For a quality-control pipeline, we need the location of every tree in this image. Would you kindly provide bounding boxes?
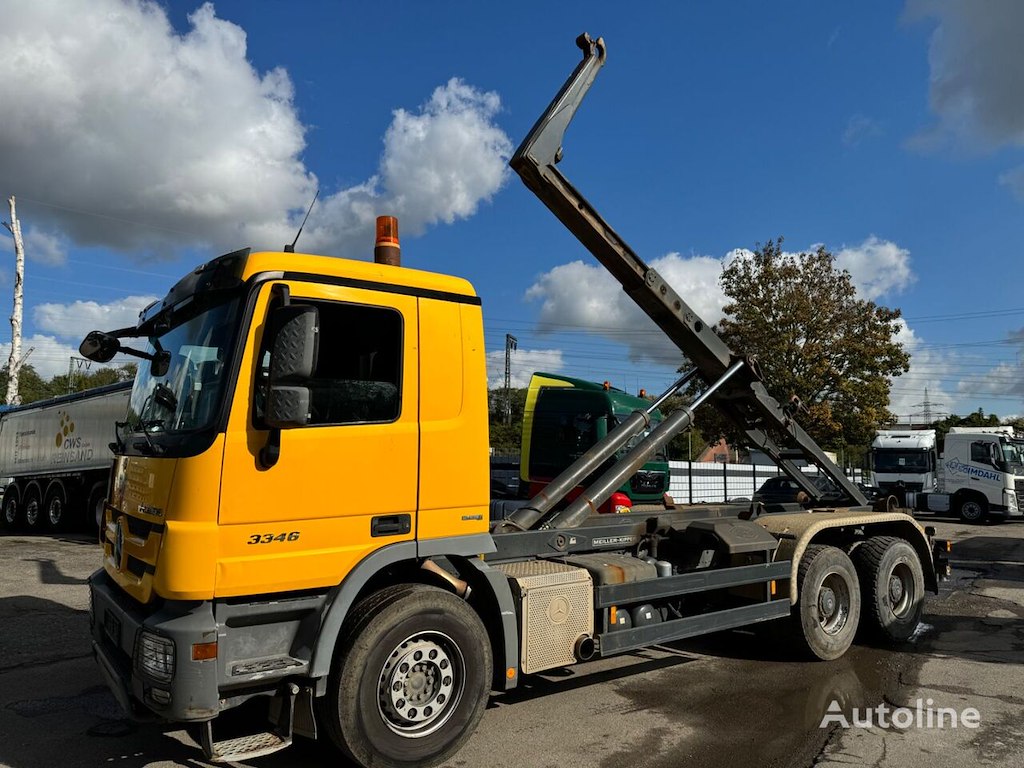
[931,409,1002,450]
[659,393,707,460]
[0,364,59,405]
[488,387,527,456]
[0,363,136,406]
[702,239,909,449]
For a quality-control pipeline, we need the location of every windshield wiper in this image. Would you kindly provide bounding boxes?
[131,420,166,455]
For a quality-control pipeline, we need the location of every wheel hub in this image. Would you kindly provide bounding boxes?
[818,587,837,619]
[378,634,460,736]
[889,574,904,604]
[48,499,62,526]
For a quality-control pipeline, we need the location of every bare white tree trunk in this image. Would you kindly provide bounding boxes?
[5,196,26,405]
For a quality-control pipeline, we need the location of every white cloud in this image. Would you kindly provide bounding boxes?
[888,319,955,420]
[525,253,727,365]
[835,236,914,300]
[525,241,913,363]
[34,296,159,338]
[302,78,512,255]
[486,348,564,389]
[0,2,510,259]
[23,228,68,266]
[0,334,84,379]
[908,0,1024,150]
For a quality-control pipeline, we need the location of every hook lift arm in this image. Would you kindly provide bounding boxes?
[509,33,866,510]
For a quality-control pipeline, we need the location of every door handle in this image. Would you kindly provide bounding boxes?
[371,514,411,537]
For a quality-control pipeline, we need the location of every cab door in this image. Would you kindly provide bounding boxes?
[968,439,1002,505]
[216,279,419,597]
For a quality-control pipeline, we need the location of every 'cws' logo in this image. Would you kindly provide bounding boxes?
[55,411,81,449]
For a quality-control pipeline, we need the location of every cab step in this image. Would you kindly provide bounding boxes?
[202,730,291,762]
[198,683,298,763]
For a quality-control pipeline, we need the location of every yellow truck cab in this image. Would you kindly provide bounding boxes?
[87,231,500,762]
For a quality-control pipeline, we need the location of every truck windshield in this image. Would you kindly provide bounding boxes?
[1001,440,1024,473]
[124,297,241,446]
[872,449,931,473]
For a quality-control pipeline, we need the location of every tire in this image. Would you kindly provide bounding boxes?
[853,536,925,644]
[793,544,861,661]
[87,481,108,534]
[43,480,68,532]
[318,584,492,768]
[1,484,19,530]
[22,483,43,531]
[958,495,988,524]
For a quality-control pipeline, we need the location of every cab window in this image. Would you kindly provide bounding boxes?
[256,299,403,426]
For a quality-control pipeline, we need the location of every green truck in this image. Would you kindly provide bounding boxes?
[519,372,669,510]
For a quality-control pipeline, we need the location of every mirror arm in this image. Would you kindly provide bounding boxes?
[117,346,157,362]
[259,428,281,469]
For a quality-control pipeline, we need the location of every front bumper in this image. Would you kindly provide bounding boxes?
[88,568,220,722]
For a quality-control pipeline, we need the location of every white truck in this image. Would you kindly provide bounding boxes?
[0,381,130,532]
[872,426,1024,523]
[871,429,937,494]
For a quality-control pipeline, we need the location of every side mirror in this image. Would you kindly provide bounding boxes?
[268,305,319,382]
[265,385,311,428]
[80,331,119,363]
[259,303,319,467]
[150,349,171,378]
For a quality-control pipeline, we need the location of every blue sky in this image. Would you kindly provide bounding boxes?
[1,1,1023,423]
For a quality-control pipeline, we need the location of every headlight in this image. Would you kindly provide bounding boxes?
[136,630,175,682]
[1005,489,1018,512]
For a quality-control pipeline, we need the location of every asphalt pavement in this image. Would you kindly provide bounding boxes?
[0,519,1021,768]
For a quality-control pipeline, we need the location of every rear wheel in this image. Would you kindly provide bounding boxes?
[318,584,492,768]
[1,485,19,530]
[958,495,987,524]
[22,484,42,531]
[853,536,924,643]
[793,545,861,660]
[43,481,68,531]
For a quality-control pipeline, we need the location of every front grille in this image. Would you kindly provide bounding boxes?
[631,470,667,494]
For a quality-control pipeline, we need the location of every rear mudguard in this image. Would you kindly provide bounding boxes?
[755,508,938,603]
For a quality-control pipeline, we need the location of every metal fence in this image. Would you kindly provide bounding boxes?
[668,461,867,504]
[490,454,866,504]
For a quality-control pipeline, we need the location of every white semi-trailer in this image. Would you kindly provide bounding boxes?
[0,381,130,532]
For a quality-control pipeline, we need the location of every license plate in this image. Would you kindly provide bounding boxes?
[103,611,122,647]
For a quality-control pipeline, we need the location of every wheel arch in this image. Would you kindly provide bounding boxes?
[760,511,937,604]
[23,479,43,500]
[309,539,518,692]
[43,477,67,502]
[951,488,988,509]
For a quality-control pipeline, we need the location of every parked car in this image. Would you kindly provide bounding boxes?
[753,474,844,505]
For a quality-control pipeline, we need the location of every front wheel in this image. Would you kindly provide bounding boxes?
[319,584,492,768]
[793,545,861,661]
[958,496,988,524]
[854,536,924,643]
